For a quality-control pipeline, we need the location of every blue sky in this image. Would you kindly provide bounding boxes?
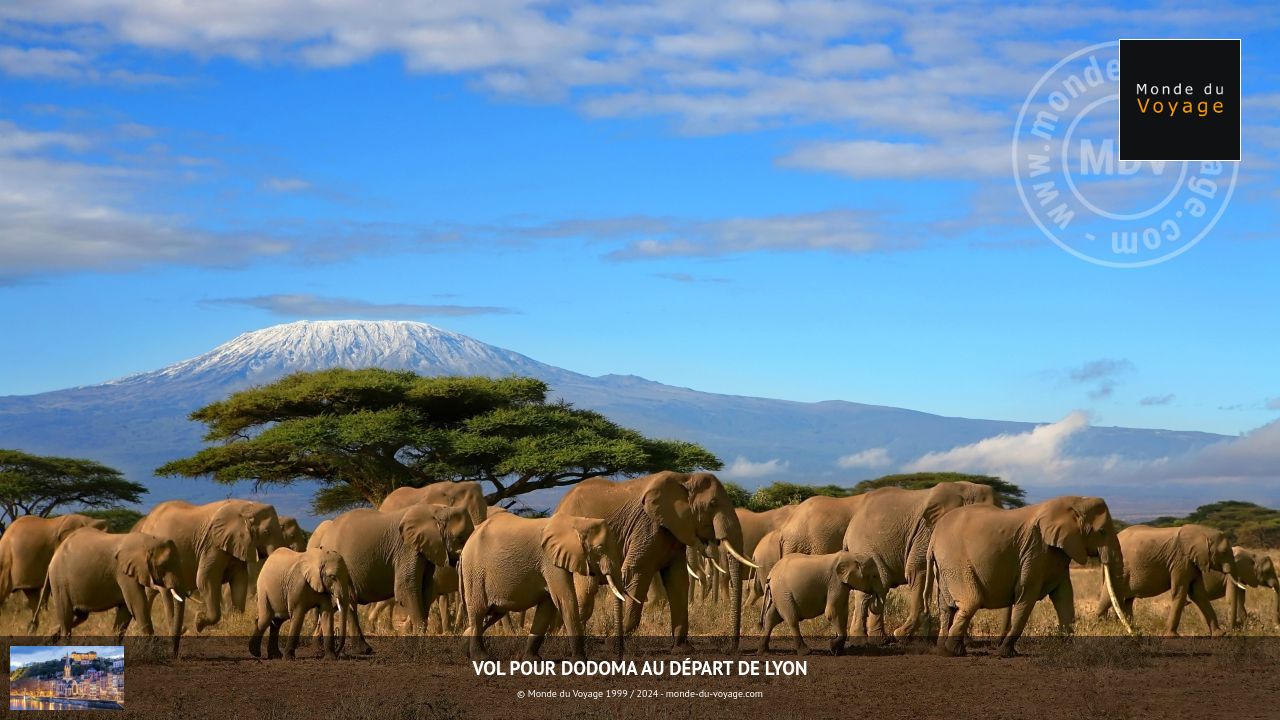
[10,646,123,670]
[1,1,1278,438]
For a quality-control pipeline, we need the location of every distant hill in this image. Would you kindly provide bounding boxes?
[0,320,1245,521]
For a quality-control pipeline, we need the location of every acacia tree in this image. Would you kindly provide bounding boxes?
[0,449,146,528]
[157,368,722,513]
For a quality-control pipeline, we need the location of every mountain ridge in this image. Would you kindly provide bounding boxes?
[0,320,1239,519]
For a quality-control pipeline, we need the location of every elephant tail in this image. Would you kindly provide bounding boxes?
[455,555,467,634]
[922,548,936,616]
[760,580,773,630]
[29,574,50,633]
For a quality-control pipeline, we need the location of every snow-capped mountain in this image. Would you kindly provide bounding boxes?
[0,320,1242,520]
[109,320,576,392]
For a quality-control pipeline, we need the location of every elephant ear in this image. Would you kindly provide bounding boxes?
[1178,527,1215,576]
[922,484,966,527]
[1037,504,1088,565]
[198,504,253,562]
[400,506,448,566]
[834,552,865,589]
[542,515,593,575]
[115,536,154,587]
[642,474,699,548]
[301,552,326,594]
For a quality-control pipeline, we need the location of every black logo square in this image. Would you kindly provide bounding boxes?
[1119,39,1240,161]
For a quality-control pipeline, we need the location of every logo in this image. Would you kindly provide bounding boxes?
[1013,42,1238,268]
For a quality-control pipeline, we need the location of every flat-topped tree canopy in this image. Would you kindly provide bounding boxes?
[0,449,145,526]
[157,368,721,514]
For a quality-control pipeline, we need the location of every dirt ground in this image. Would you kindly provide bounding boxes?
[7,635,1280,720]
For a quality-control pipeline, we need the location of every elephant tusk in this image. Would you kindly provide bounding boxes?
[1102,563,1133,636]
[170,588,185,604]
[1232,577,1248,591]
[708,556,727,574]
[686,563,705,582]
[626,591,645,605]
[605,575,628,604]
[724,542,760,569]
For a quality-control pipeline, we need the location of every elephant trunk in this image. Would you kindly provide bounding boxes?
[171,592,185,658]
[712,512,746,652]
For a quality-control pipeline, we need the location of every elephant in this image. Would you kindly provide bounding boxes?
[1093,524,1240,636]
[0,513,107,613]
[842,483,998,638]
[461,512,634,660]
[1223,548,1280,629]
[931,495,1126,657]
[38,528,189,656]
[250,547,354,660]
[134,499,285,632]
[380,481,488,525]
[279,517,309,551]
[556,471,757,653]
[757,550,888,656]
[738,506,796,604]
[307,503,472,654]
[749,530,785,608]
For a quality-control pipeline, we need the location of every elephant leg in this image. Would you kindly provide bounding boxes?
[249,609,272,658]
[1094,581,1115,619]
[348,603,375,655]
[1165,582,1190,636]
[524,598,558,660]
[866,596,887,638]
[21,588,40,613]
[826,591,849,655]
[121,581,154,635]
[226,563,249,614]
[758,603,781,655]
[895,573,928,639]
[1048,581,1076,636]
[1188,581,1222,636]
[284,610,308,659]
[785,609,809,656]
[993,605,1012,643]
[996,600,1037,658]
[267,618,283,659]
[547,569,585,659]
[112,605,132,641]
[940,605,974,657]
[661,563,694,654]
[466,584,492,661]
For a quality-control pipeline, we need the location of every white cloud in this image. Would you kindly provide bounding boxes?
[779,140,1011,179]
[904,411,1091,484]
[204,293,515,318]
[262,177,311,193]
[723,456,788,479]
[836,447,891,469]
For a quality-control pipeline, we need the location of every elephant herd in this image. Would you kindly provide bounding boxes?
[0,476,1276,663]
[736,486,1280,656]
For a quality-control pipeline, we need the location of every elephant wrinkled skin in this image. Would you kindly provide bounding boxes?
[308,503,472,654]
[134,499,285,632]
[251,547,354,660]
[39,527,188,655]
[0,513,107,613]
[461,512,631,660]
[556,471,754,653]
[1222,547,1280,629]
[1094,524,1240,636]
[931,495,1125,657]
[380,481,488,526]
[842,483,998,638]
[758,550,887,656]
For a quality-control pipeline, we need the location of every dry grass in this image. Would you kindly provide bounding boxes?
[6,559,1277,641]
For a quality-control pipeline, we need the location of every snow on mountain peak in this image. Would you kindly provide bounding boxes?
[110,319,563,388]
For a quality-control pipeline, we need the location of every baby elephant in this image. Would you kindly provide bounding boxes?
[40,528,189,656]
[759,550,886,656]
[251,547,353,660]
